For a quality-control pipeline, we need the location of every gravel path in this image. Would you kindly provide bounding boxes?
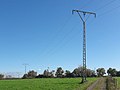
[86,77,106,90]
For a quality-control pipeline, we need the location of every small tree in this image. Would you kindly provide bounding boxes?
[107,68,112,76]
[65,70,72,77]
[107,68,117,76]
[43,69,55,78]
[22,74,28,79]
[27,70,37,78]
[55,67,64,78]
[72,66,96,77]
[43,70,49,77]
[72,67,83,77]
[116,71,120,77]
[0,74,4,79]
[96,68,106,77]
[22,70,37,79]
[86,69,94,77]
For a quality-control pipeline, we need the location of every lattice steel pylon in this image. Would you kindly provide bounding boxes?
[72,10,96,83]
[23,63,29,74]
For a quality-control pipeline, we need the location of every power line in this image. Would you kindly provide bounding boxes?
[84,0,120,26]
[38,0,98,58]
[39,15,73,57]
[45,23,80,57]
[44,12,95,58]
[41,22,79,58]
[98,2,120,17]
[94,0,117,12]
[79,0,95,10]
[38,1,97,58]
[39,16,82,58]
[40,0,120,64]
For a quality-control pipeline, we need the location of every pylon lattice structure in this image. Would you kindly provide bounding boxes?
[72,10,96,83]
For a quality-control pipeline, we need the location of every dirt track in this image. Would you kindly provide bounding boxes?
[86,77,106,90]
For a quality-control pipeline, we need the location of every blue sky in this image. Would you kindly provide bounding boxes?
[0,0,120,76]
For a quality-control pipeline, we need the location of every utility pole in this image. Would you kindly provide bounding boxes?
[23,64,29,74]
[72,10,96,83]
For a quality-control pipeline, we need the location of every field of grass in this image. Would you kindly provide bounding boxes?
[0,78,98,90]
[116,77,120,89]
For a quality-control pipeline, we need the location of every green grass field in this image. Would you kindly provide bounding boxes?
[0,78,98,90]
[116,77,120,89]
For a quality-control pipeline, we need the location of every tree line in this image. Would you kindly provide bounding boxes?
[0,67,120,79]
[22,67,120,79]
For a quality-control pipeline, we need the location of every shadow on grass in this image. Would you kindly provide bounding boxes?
[55,81,88,85]
[54,82,81,85]
[79,80,88,84]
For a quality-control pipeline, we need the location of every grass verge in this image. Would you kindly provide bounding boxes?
[0,78,98,90]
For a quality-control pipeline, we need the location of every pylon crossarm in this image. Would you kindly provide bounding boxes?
[72,10,96,18]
